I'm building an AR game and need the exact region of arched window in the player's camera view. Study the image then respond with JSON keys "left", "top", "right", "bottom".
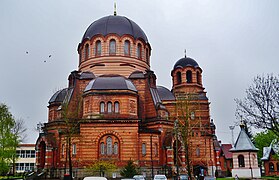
{"left": 114, "top": 101, "right": 119, "bottom": 113}
{"left": 109, "top": 39, "right": 116, "bottom": 55}
{"left": 107, "top": 137, "right": 112, "bottom": 155}
{"left": 124, "top": 40, "right": 130, "bottom": 56}
{"left": 100, "top": 102, "right": 105, "bottom": 113}
{"left": 95, "top": 40, "right": 101, "bottom": 56}
{"left": 100, "top": 142, "right": 105, "bottom": 155}
{"left": 85, "top": 44, "right": 90, "bottom": 59}
{"left": 186, "top": 70, "right": 192, "bottom": 83}
{"left": 176, "top": 72, "right": 182, "bottom": 84}
{"left": 72, "top": 144, "right": 76, "bottom": 155}
{"left": 113, "top": 142, "right": 118, "bottom": 154}
{"left": 197, "top": 71, "right": 201, "bottom": 84}
{"left": 137, "top": 44, "right": 142, "bottom": 59}
{"left": 142, "top": 143, "right": 146, "bottom": 156}
{"left": 269, "top": 162, "right": 275, "bottom": 172}
{"left": 277, "top": 162, "right": 279, "bottom": 171}
{"left": 238, "top": 155, "right": 245, "bottom": 167}
{"left": 107, "top": 102, "right": 112, "bottom": 113}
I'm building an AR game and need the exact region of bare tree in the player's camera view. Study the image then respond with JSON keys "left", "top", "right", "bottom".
{"left": 11, "top": 118, "right": 27, "bottom": 174}
{"left": 175, "top": 94, "right": 200, "bottom": 180}
{"left": 236, "top": 74, "right": 279, "bottom": 137}
{"left": 61, "top": 95, "right": 82, "bottom": 180}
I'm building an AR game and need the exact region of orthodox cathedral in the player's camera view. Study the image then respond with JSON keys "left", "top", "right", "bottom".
{"left": 35, "top": 11, "right": 217, "bottom": 178}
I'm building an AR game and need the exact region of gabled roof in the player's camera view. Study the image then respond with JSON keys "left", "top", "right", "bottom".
{"left": 221, "top": 144, "right": 233, "bottom": 159}
{"left": 261, "top": 146, "right": 273, "bottom": 161}
{"left": 230, "top": 126, "right": 258, "bottom": 152}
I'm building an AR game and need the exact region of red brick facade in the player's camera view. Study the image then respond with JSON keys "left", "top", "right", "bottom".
{"left": 35, "top": 14, "right": 216, "bottom": 178}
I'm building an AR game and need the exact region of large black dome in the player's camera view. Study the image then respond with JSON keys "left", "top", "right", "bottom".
{"left": 82, "top": 15, "right": 148, "bottom": 43}
{"left": 173, "top": 57, "right": 199, "bottom": 69}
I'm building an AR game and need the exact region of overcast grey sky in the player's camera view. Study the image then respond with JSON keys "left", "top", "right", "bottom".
{"left": 1, "top": 0, "right": 279, "bottom": 144}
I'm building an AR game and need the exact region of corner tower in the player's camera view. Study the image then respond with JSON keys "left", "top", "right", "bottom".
{"left": 77, "top": 14, "right": 152, "bottom": 77}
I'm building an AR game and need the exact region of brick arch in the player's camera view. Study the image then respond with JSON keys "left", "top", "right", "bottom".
{"left": 94, "top": 130, "right": 123, "bottom": 144}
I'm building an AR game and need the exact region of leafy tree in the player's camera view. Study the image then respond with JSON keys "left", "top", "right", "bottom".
{"left": 236, "top": 74, "right": 279, "bottom": 137}
{"left": 120, "top": 160, "right": 139, "bottom": 178}
{"left": 252, "top": 130, "right": 279, "bottom": 163}
{"left": 88, "top": 160, "right": 117, "bottom": 177}
{"left": 0, "top": 103, "right": 17, "bottom": 175}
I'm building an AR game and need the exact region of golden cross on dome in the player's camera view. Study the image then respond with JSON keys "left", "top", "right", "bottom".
{"left": 114, "top": 2, "right": 117, "bottom": 16}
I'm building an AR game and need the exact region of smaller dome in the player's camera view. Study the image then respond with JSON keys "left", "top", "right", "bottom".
{"left": 173, "top": 57, "right": 199, "bottom": 70}
{"left": 49, "top": 88, "right": 68, "bottom": 104}
{"left": 79, "top": 71, "right": 95, "bottom": 80}
{"left": 84, "top": 76, "right": 137, "bottom": 92}
{"left": 157, "top": 86, "right": 175, "bottom": 101}
{"left": 129, "top": 71, "right": 145, "bottom": 79}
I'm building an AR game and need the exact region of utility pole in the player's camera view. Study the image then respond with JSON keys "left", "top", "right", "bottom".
{"left": 229, "top": 126, "right": 235, "bottom": 146}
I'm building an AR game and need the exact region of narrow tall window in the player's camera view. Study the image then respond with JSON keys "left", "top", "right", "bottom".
{"left": 85, "top": 44, "right": 90, "bottom": 59}
{"left": 124, "top": 40, "right": 130, "bottom": 56}
{"left": 238, "top": 155, "right": 245, "bottom": 167}
{"left": 196, "top": 71, "right": 201, "bottom": 84}
{"left": 137, "top": 44, "right": 142, "bottom": 59}
{"left": 100, "top": 142, "right": 105, "bottom": 155}
{"left": 72, "top": 144, "right": 76, "bottom": 155}
{"left": 177, "top": 72, "right": 182, "bottom": 84}
{"left": 96, "top": 40, "right": 101, "bottom": 56}
{"left": 100, "top": 102, "right": 105, "bottom": 113}
{"left": 114, "top": 142, "right": 118, "bottom": 154}
{"left": 109, "top": 39, "right": 116, "bottom": 55}
{"left": 114, "top": 101, "right": 119, "bottom": 113}
{"left": 142, "top": 143, "right": 146, "bottom": 156}
{"left": 186, "top": 70, "right": 192, "bottom": 83}
{"left": 107, "top": 102, "right": 112, "bottom": 113}
{"left": 107, "top": 137, "right": 112, "bottom": 155}
{"left": 277, "top": 162, "right": 279, "bottom": 171}
{"left": 269, "top": 162, "right": 275, "bottom": 171}
{"left": 196, "top": 146, "right": 200, "bottom": 157}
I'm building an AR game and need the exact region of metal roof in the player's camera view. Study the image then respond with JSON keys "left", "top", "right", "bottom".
{"left": 173, "top": 57, "right": 199, "bottom": 70}
{"left": 82, "top": 15, "right": 148, "bottom": 43}
{"left": 230, "top": 127, "right": 258, "bottom": 152}
{"left": 49, "top": 88, "right": 68, "bottom": 104}
{"left": 84, "top": 76, "right": 137, "bottom": 92}
{"left": 157, "top": 86, "right": 175, "bottom": 101}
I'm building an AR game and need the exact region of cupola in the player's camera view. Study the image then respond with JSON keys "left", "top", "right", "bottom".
{"left": 171, "top": 53, "right": 203, "bottom": 94}
{"left": 77, "top": 14, "right": 152, "bottom": 78}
